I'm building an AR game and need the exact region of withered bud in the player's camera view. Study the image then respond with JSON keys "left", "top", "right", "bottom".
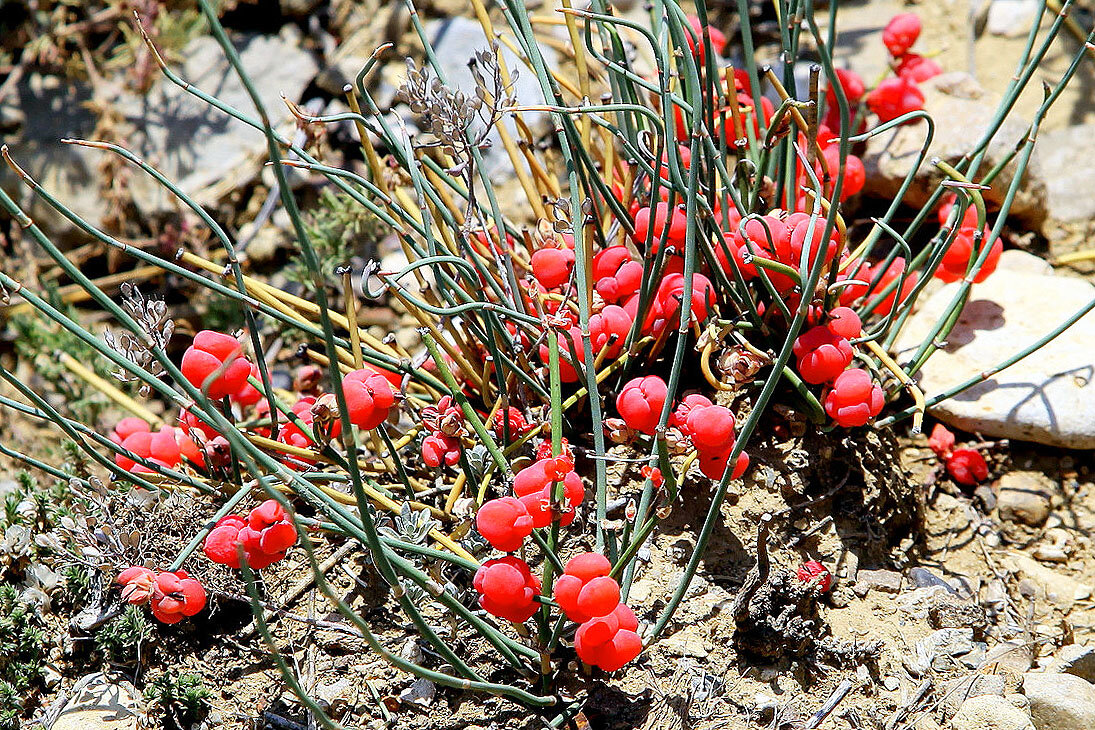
{"left": 294, "top": 365, "right": 324, "bottom": 395}
{"left": 311, "top": 393, "right": 340, "bottom": 437}
{"left": 721, "top": 345, "right": 767, "bottom": 383}
{"left": 204, "top": 436, "right": 232, "bottom": 470}
{"left": 603, "top": 417, "right": 635, "bottom": 445}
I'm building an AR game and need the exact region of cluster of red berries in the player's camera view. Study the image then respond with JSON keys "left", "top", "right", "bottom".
{"left": 934, "top": 196, "right": 1003, "bottom": 284}
{"left": 204, "top": 499, "right": 298, "bottom": 570}
{"left": 928, "top": 423, "right": 989, "bottom": 485}
{"left": 420, "top": 395, "right": 465, "bottom": 467}
{"left": 471, "top": 552, "right": 641, "bottom": 672}
{"left": 866, "top": 14, "right": 940, "bottom": 122}
{"left": 110, "top": 417, "right": 204, "bottom": 473}
{"left": 616, "top": 375, "right": 750, "bottom": 481}
{"left": 476, "top": 448, "right": 583, "bottom": 552}
{"left": 116, "top": 566, "right": 207, "bottom": 624}
{"left": 792, "top": 307, "right": 885, "bottom": 428}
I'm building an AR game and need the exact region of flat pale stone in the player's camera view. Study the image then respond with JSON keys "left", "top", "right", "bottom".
{"left": 1023, "top": 672, "right": 1095, "bottom": 730}
{"left": 894, "top": 267, "right": 1095, "bottom": 449}
{"left": 50, "top": 673, "right": 140, "bottom": 730}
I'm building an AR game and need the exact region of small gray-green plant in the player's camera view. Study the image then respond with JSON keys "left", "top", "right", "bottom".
{"left": 144, "top": 671, "right": 213, "bottom": 729}
{"left": 94, "top": 605, "right": 152, "bottom": 665}
{"left": 0, "top": 585, "right": 46, "bottom": 728}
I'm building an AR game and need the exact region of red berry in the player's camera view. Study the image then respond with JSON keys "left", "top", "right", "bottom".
{"left": 824, "top": 368, "right": 885, "bottom": 427}
{"left": 576, "top": 576, "right": 621, "bottom": 621}
{"left": 422, "top": 433, "right": 461, "bottom": 467}
{"left": 204, "top": 500, "right": 297, "bottom": 570}
{"left": 670, "top": 393, "right": 713, "bottom": 429}
{"left": 180, "top": 330, "right": 252, "bottom": 400}
{"left": 632, "top": 203, "right": 688, "bottom": 253}
{"left": 343, "top": 368, "right": 397, "bottom": 430}
{"left": 178, "top": 407, "right": 219, "bottom": 442}
{"left": 232, "top": 363, "right": 263, "bottom": 407}
{"left": 531, "top": 247, "right": 576, "bottom": 289}
{"left": 824, "top": 68, "right": 866, "bottom": 133}
{"left": 839, "top": 258, "right": 918, "bottom": 315}
{"left": 866, "top": 77, "right": 925, "bottom": 123}
{"left": 946, "top": 448, "right": 989, "bottom": 485}
{"left": 116, "top": 430, "right": 154, "bottom": 472}
{"left": 575, "top": 604, "right": 642, "bottom": 671}
{"left": 934, "top": 227, "right": 1002, "bottom": 284}
{"left": 150, "top": 570, "right": 207, "bottom": 624}
{"left": 476, "top": 497, "right": 534, "bottom": 552}
{"left": 685, "top": 405, "right": 736, "bottom": 452}
{"left": 473, "top": 556, "right": 541, "bottom": 623}
{"left": 513, "top": 460, "right": 584, "bottom": 528}
{"left": 685, "top": 15, "right": 726, "bottom": 64}
{"left": 277, "top": 396, "right": 342, "bottom": 453}
{"left": 656, "top": 272, "right": 716, "bottom": 324}
{"left": 593, "top": 247, "right": 643, "bottom": 304}
{"left": 616, "top": 376, "right": 669, "bottom": 435}
{"left": 896, "top": 53, "right": 942, "bottom": 83}
{"left": 827, "top": 307, "right": 862, "bottom": 339}
{"left": 110, "top": 417, "right": 150, "bottom": 445}
{"left": 882, "top": 13, "right": 921, "bottom": 57}
{"left": 539, "top": 327, "right": 585, "bottom": 384}
{"left": 796, "top": 560, "right": 833, "bottom": 593}
{"left": 697, "top": 448, "right": 749, "bottom": 481}
{"left": 553, "top": 552, "right": 613, "bottom": 622}
{"left": 793, "top": 326, "right": 854, "bottom": 385}
{"left": 589, "top": 305, "right": 633, "bottom": 359}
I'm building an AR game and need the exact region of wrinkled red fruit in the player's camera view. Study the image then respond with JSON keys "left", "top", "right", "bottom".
{"left": 793, "top": 326, "right": 854, "bottom": 385}
{"left": 473, "top": 556, "right": 541, "bottom": 623}
{"left": 824, "top": 369, "right": 885, "bottom": 427}
{"left": 796, "top": 560, "right": 833, "bottom": 593}
{"left": 116, "top": 566, "right": 156, "bottom": 605}
{"left": 866, "top": 77, "right": 925, "bottom": 123}
{"left": 616, "top": 376, "right": 669, "bottom": 436}
{"left": 883, "top": 13, "right": 921, "bottom": 57}
{"left": 946, "top": 449, "right": 989, "bottom": 486}
{"left": 180, "top": 330, "right": 252, "bottom": 400}
{"left": 343, "top": 368, "right": 396, "bottom": 430}
{"left": 477, "top": 497, "right": 534, "bottom": 552}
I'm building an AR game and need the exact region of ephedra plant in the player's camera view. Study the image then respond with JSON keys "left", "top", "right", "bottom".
{"left": 2, "top": 0, "right": 1094, "bottom": 723}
